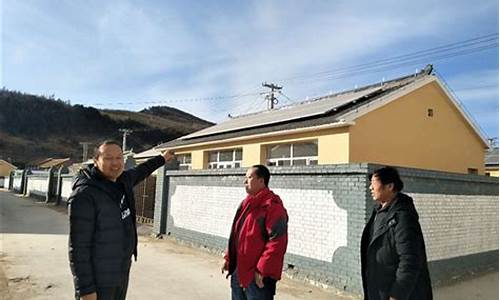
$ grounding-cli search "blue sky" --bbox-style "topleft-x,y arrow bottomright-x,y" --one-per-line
2,0 -> 499,141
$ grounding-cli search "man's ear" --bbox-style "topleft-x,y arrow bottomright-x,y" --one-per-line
386,183 -> 395,192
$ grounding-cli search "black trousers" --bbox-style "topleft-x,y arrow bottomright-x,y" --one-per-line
96,273 -> 130,300
95,261 -> 131,300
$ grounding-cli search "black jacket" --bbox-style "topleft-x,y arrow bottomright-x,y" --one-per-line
360,193 -> 433,300
68,155 -> 165,297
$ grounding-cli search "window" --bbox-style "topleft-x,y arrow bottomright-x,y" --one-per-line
207,148 -> 242,169
266,141 -> 318,166
176,153 -> 192,170
467,168 -> 478,175
427,108 -> 434,117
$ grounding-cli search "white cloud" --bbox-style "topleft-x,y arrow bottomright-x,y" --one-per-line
2,0 -> 498,135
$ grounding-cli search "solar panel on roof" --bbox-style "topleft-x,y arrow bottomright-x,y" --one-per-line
180,86 -> 382,140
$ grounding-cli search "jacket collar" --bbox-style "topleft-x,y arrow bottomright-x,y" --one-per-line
368,193 -> 417,247
245,187 -> 276,209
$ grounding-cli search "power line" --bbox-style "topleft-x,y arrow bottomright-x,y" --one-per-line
90,91 -> 261,107
230,96 -> 268,117
262,82 -> 282,109
277,91 -> 295,105
286,42 -> 498,85
454,84 -> 499,91
81,33 -> 497,109
434,70 -> 490,139
277,33 -> 498,84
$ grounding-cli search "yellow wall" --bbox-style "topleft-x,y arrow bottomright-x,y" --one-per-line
167,81 -> 486,174
176,127 -> 350,169
349,81 -> 486,174
0,162 -> 16,177
318,132 -> 349,164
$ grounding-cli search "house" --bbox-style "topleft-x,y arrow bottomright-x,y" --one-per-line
485,148 -> 498,177
35,158 -> 72,170
0,159 -> 17,177
144,65 -> 488,174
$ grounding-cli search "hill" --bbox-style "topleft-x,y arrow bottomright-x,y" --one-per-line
0,89 -> 214,167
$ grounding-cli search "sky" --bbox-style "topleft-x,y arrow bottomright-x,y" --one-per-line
2,0 -> 499,141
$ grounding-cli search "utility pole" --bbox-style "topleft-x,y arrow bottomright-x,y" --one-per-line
262,82 -> 282,110
119,129 -> 133,152
79,142 -> 92,162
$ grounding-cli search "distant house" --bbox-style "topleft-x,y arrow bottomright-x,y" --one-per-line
485,148 -> 499,177
0,159 -> 17,177
34,158 -> 72,170
143,66 -> 488,174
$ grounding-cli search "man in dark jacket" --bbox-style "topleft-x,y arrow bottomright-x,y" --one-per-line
68,140 -> 174,300
361,166 -> 432,300
221,165 -> 288,300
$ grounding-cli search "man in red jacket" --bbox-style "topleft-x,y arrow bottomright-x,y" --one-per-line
221,165 -> 288,300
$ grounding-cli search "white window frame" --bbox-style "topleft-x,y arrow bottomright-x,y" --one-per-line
177,153 -> 192,170
266,141 -> 318,167
207,148 -> 242,169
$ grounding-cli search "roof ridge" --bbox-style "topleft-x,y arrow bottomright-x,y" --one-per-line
230,65 -> 433,119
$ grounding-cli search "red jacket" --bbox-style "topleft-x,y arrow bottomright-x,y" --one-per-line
224,188 -> 288,288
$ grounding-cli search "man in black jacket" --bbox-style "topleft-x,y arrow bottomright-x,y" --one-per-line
68,140 -> 174,300
360,166 -> 432,300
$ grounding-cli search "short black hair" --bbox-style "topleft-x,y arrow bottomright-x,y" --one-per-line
369,166 -> 404,192
252,165 -> 270,187
94,140 -> 122,159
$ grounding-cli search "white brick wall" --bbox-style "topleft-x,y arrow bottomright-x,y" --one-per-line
170,185 -> 348,262
13,176 -> 22,190
61,177 -> 74,201
171,185 -> 244,239
27,177 -> 49,197
409,193 -> 498,261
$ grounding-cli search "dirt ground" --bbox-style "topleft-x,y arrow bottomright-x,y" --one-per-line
1,190 -> 498,300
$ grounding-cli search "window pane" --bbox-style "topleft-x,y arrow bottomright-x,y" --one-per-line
277,160 -> 291,166
267,161 -> 276,166
268,144 -> 291,159
234,162 -> 241,168
177,154 -> 192,164
293,142 -> 318,157
208,152 -> 218,162
309,160 -> 318,165
292,159 -> 307,166
235,149 -> 243,160
219,150 -> 233,161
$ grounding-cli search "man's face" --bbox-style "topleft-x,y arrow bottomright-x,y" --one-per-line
244,168 -> 265,195
94,144 -> 124,182
369,175 -> 394,203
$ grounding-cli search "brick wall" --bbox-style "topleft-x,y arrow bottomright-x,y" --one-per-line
153,164 -> 498,295
27,174 -> 50,198
12,174 -> 23,192
60,175 -> 74,202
